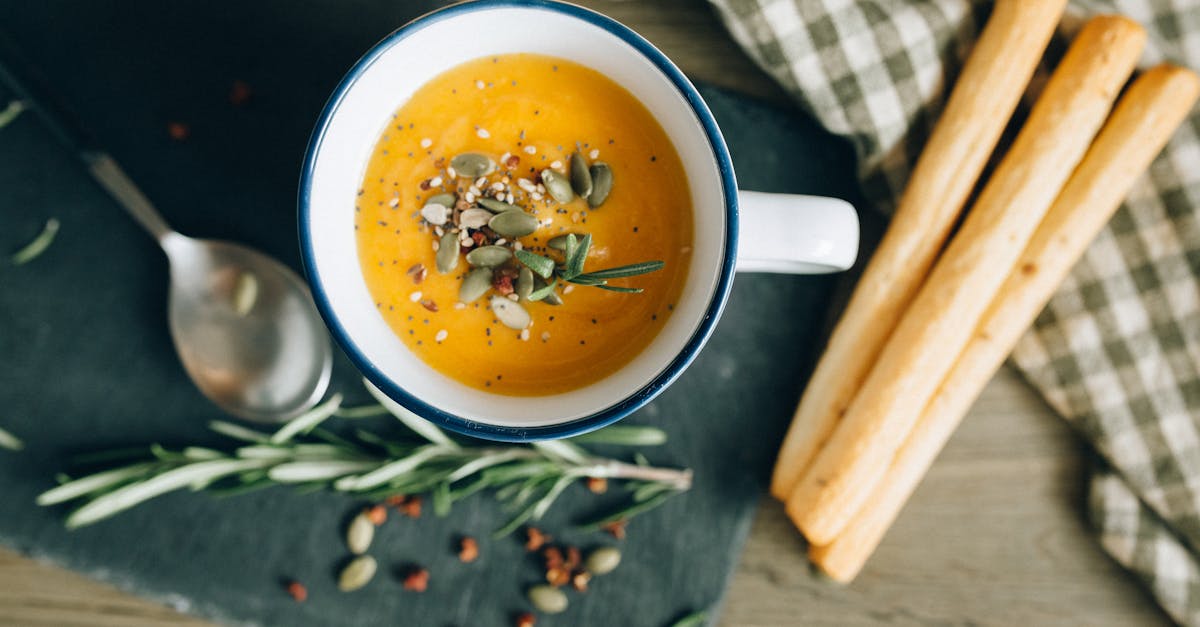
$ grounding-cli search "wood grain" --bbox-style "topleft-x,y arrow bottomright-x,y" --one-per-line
0,2 -> 1172,626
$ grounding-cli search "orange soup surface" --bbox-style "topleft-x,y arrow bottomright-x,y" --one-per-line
356,54 -> 692,395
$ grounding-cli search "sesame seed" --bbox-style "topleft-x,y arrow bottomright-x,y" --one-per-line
541,332 -> 550,342
447,166 -> 457,179
454,302 -> 467,310
420,138 -> 432,149
389,197 -> 400,207
524,145 -> 537,155
431,240 -> 440,252
475,177 -> 488,188
505,193 -> 514,203
495,238 -> 507,246
589,149 -> 600,159
513,241 -> 523,251
435,329 -> 448,343
490,181 -> 504,191
410,291 -> 422,302
476,128 -> 490,139
550,160 -> 563,170
429,176 -> 443,187
465,192 -> 476,203
531,192 -> 543,201
520,329 -> 530,341
476,80 -> 485,89
563,285 -> 575,294
501,152 -> 511,164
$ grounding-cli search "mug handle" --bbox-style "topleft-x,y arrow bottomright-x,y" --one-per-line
736,190 -> 859,274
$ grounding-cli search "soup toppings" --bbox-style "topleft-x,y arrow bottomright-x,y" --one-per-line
414,147 -> 664,331
356,54 -> 693,395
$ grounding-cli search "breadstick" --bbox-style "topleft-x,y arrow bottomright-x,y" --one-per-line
769,0 -> 1067,500
788,16 -> 1146,545
811,65 -> 1200,582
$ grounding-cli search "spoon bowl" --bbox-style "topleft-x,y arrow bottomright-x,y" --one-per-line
0,47 -> 333,424
163,234 -> 333,423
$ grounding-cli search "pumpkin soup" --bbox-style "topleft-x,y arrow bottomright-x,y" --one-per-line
355,54 -> 692,395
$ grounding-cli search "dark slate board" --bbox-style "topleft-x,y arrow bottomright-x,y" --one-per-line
0,2 -> 860,625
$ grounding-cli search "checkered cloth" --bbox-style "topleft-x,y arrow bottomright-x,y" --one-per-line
708,0 -> 1200,622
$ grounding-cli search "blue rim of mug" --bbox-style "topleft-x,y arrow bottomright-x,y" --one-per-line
298,0 -> 738,442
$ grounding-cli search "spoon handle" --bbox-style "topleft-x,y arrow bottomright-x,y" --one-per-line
0,31 -> 173,242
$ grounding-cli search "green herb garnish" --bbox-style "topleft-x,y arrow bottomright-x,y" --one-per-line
0,426 -> 24,452
557,233 -> 663,293
0,99 -> 24,129
36,380 -> 692,533
10,218 -> 60,266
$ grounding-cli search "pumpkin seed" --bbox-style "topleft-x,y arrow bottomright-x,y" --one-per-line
587,162 -> 612,208
460,268 -> 494,302
488,211 -> 539,237
421,203 -> 450,226
459,208 -> 493,229
547,233 -> 586,251
346,512 -> 375,554
517,267 -> 534,301
528,585 -> 568,614
465,245 -> 512,267
436,230 -> 459,273
569,151 -> 593,197
586,547 -> 621,575
232,272 -> 258,316
490,295 -> 531,330
338,555 -> 377,591
451,152 -> 495,178
477,197 -> 523,213
541,169 -> 574,203
424,193 -> 456,208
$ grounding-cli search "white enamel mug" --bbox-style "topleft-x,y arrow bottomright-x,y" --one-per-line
299,0 -> 859,441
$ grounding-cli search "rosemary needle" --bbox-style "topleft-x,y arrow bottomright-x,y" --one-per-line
10,218 -> 59,266
38,380 -> 692,534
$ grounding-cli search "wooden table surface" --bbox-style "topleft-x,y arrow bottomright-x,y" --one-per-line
0,2 -> 1172,625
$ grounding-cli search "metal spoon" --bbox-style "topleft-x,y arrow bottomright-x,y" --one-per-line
93,156 -> 333,422
0,42 -> 332,423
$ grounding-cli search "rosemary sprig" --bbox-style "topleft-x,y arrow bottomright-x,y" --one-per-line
37,380 -> 691,534
0,99 -> 23,129
520,233 -> 663,295
10,217 -> 60,266
0,425 -> 24,451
